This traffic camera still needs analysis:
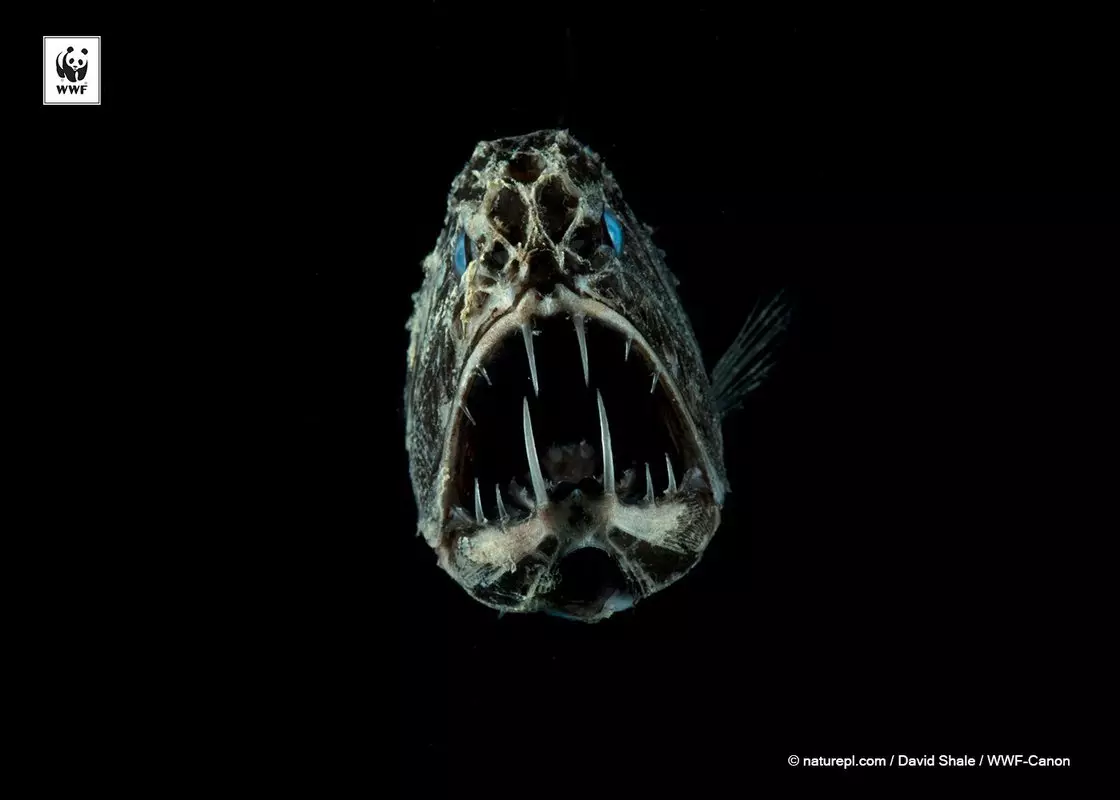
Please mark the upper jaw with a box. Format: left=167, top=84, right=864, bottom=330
left=442, top=282, right=725, bottom=512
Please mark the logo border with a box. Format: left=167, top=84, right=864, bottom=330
left=43, top=36, right=102, bottom=106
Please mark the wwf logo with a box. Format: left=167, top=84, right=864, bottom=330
left=56, top=47, right=89, bottom=82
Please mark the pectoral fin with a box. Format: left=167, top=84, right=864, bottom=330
left=711, top=289, right=790, bottom=415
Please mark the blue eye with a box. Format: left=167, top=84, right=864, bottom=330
left=453, top=230, right=468, bottom=276
left=603, top=208, right=623, bottom=255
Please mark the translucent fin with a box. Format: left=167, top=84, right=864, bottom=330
left=711, top=289, right=790, bottom=415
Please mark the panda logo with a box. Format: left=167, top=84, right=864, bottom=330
left=56, top=47, right=89, bottom=83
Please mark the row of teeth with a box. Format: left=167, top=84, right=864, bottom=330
left=455, top=388, right=687, bottom=529
left=452, top=313, right=688, bottom=529
left=454, top=311, right=658, bottom=468
left=463, top=315, right=657, bottom=420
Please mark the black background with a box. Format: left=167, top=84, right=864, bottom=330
left=27, top=4, right=1111, bottom=790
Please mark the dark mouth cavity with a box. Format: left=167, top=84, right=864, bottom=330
left=548, top=547, right=627, bottom=609
left=453, top=314, right=692, bottom=520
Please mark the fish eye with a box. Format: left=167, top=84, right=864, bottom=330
left=453, top=230, right=468, bottom=276
left=602, top=208, right=623, bottom=255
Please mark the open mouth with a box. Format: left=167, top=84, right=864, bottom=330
left=442, top=304, right=715, bottom=619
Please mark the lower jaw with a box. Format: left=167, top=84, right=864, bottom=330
left=443, top=486, right=718, bottom=621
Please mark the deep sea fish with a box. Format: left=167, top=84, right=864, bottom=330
left=405, top=129, right=787, bottom=622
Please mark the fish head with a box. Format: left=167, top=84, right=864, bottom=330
left=406, top=129, right=729, bottom=622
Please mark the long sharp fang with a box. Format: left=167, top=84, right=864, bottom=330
left=521, top=322, right=539, bottom=396
left=474, top=478, right=485, bottom=524
left=644, top=462, right=654, bottom=504
left=573, top=313, right=589, bottom=387
left=495, top=484, right=509, bottom=523
left=479, top=366, right=492, bottom=386
left=665, top=453, right=677, bottom=494
left=522, top=397, right=549, bottom=507
left=624, top=337, right=632, bottom=362
left=649, top=371, right=659, bottom=394
left=460, top=401, right=475, bottom=426
left=596, top=389, right=615, bottom=495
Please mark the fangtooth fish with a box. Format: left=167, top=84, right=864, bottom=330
left=404, top=129, right=787, bottom=622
